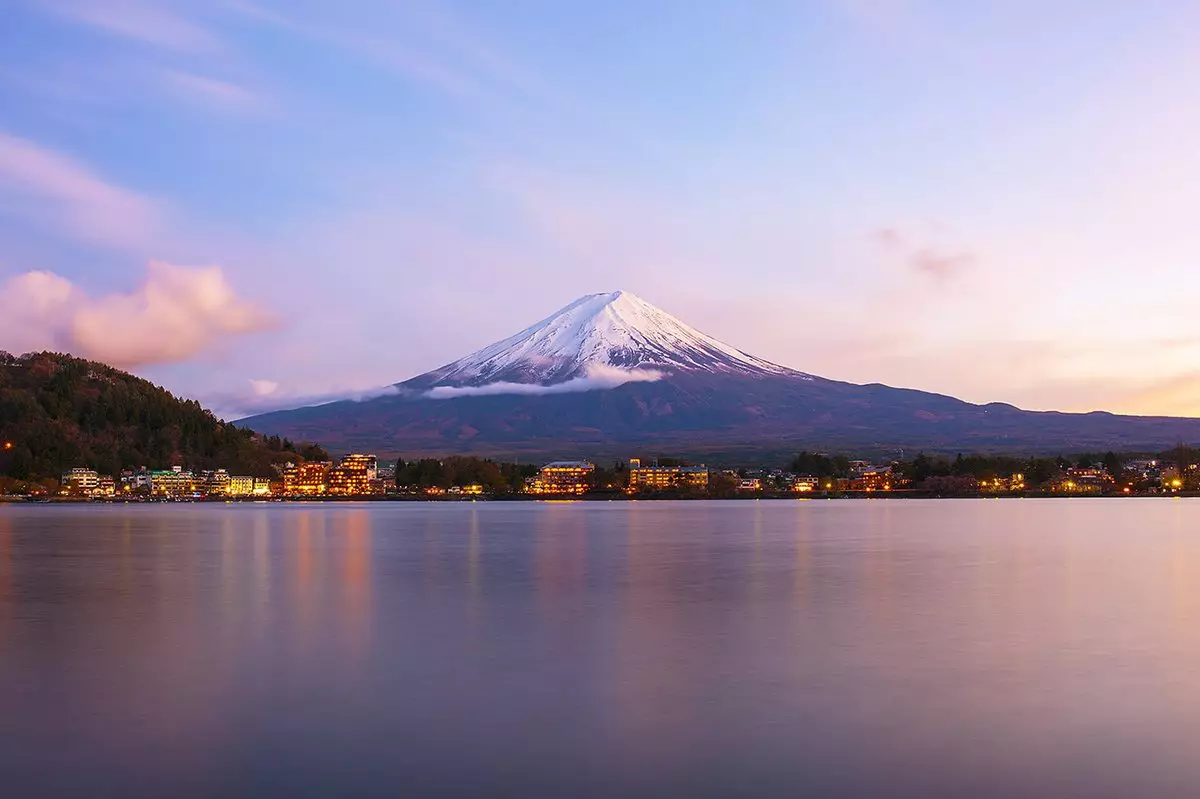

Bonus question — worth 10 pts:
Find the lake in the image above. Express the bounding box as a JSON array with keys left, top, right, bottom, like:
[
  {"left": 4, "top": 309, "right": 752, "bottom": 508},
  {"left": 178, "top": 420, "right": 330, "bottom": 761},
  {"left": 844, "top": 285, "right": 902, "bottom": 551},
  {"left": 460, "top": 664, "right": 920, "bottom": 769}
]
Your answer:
[{"left": 2, "top": 499, "right": 1200, "bottom": 797}]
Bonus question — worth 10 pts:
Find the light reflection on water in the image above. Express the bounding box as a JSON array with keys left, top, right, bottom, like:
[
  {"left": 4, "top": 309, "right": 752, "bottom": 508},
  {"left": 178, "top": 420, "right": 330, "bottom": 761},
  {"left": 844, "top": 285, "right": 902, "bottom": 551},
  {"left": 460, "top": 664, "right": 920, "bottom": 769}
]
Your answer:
[{"left": 2, "top": 500, "right": 1200, "bottom": 796}]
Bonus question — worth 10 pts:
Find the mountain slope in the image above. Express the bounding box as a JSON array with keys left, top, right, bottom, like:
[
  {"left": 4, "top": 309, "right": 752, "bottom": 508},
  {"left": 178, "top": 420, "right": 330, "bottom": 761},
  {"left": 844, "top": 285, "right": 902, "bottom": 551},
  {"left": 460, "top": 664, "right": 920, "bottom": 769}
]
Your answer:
[
  {"left": 0, "top": 351, "right": 326, "bottom": 479},
  {"left": 405, "top": 291, "right": 800, "bottom": 388},
  {"left": 243, "top": 292, "right": 1200, "bottom": 458}
]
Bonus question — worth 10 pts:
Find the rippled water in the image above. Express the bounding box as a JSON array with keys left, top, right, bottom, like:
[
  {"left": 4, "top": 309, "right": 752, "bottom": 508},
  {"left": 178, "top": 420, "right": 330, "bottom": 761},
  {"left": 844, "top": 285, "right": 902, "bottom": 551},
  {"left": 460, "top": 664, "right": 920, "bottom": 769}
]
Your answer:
[{"left": 2, "top": 499, "right": 1200, "bottom": 797}]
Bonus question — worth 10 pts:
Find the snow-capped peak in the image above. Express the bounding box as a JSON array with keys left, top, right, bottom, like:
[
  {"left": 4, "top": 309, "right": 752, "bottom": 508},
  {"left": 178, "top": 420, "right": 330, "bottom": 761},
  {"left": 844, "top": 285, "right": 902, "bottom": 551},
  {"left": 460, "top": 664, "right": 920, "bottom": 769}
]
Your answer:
[{"left": 405, "top": 290, "right": 803, "bottom": 388}]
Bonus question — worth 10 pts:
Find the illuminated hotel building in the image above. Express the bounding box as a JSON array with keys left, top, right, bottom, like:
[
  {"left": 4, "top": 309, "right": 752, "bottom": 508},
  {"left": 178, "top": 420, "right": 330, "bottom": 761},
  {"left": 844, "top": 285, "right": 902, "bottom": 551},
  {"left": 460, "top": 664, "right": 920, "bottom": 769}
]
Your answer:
[
  {"left": 61, "top": 467, "right": 100, "bottom": 492},
  {"left": 150, "top": 467, "right": 197, "bottom": 497},
  {"left": 528, "top": 461, "right": 594, "bottom": 495},
  {"left": 791, "top": 476, "right": 819, "bottom": 493},
  {"left": 227, "top": 475, "right": 256, "bottom": 496},
  {"left": 327, "top": 454, "right": 381, "bottom": 496},
  {"left": 282, "top": 462, "right": 331, "bottom": 496},
  {"left": 340, "top": 454, "right": 378, "bottom": 480},
  {"left": 627, "top": 458, "right": 709, "bottom": 491},
  {"left": 848, "top": 465, "right": 895, "bottom": 492}
]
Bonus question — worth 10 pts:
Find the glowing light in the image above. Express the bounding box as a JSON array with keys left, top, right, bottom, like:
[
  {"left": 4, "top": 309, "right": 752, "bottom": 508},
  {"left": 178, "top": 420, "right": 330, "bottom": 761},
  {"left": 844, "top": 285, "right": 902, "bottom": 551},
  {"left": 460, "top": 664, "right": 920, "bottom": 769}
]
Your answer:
[{"left": 2, "top": 441, "right": 11, "bottom": 450}]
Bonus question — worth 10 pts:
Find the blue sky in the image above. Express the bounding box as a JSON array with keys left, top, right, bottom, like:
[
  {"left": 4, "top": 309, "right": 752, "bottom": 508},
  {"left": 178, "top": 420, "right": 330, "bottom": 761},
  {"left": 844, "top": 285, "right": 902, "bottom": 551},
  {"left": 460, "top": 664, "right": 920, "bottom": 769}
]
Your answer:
[{"left": 3, "top": 0, "right": 1200, "bottom": 418}]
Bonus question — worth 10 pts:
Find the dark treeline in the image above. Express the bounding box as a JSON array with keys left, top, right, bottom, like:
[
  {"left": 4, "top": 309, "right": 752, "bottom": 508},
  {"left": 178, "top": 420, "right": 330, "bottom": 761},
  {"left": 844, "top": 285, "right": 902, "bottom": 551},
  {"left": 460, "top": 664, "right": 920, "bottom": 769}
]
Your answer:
[
  {"left": 0, "top": 351, "right": 328, "bottom": 480},
  {"left": 394, "top": 457, "right": 539, "bottom": 493},
  {"left": 789, "top": 447, "right": 1198, "bottom": 491}
]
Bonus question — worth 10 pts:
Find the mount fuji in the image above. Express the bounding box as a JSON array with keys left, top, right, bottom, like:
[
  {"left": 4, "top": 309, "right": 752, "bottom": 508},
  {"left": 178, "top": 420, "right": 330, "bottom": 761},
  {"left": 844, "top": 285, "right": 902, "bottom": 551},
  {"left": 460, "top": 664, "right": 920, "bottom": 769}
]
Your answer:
[
  {"left": 407, "top": 291, "right": 796, "bottom": 390},
  {"left": 243, "top": 291, "right": 1200, "bottom": 459}
]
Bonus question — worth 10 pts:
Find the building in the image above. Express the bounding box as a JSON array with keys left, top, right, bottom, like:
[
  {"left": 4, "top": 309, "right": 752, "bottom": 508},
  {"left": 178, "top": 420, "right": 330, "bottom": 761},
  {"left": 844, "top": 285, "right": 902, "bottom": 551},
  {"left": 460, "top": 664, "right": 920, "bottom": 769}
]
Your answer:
[
  {"left": 327, "top": 453, "right": 381, "bottom": 496},
  {"left": 121, "top": 469, "right": 151, "bottom": 491},
  {"left": 849, "top": 465, "right": 895, "bottom": 492},
  {"left": 737, "top": 478, "right": 763, "bottom": 492},
  {"left": 627, "top": 458, "right": 709, "bottom": 491},
  {"left": 205, "top": 469, "right": 231, "bottom": 495},
  {"left": 150, "top": 467, "right": 197, "bottom": 498},
  {"left": 791, "top": 476, "right": 820, "bottom": 493},
  {"left": 341, "top": 453, "right": 378, "bottom": 480},
  {"left": 1053, "top": 468, "right": 1109, "bottom": 494},
  {"left": 281, "top": 462, "right": 331, "bottom": 496},
  {"left": 528, "top": 461, "right": 594, "bottom": 495},
  {"left": 227, "top": 475, "right": 256, "bottom": 496},
  {"left": 253, "top": 478, "right": 272, "bottom": 497},
  {"left": 61, "top": 467, "right": 99, "bottom": 493}
]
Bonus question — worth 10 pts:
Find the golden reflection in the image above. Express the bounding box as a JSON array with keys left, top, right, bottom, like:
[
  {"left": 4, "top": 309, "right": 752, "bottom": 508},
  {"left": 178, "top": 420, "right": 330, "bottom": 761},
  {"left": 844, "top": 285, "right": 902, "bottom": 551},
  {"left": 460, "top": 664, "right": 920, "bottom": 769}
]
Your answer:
[
  {"left": 253, "top": 507, "right": 271, "bottom": 620},
  {"left": 284, "top": 509, "right": 321, "bottom": 659},
  {"left": 221, "top": 509, "right": 238, "bottom": 612},
  {"left": 611, "top": 503, "right": 699, "bottom": 756},
  {"left": 793, "top": 503, "right": 811, "bottom": 604},
  {"left": 863, "top": 501, "right": 895, "bottom": 624},
  {"left": 468, "top": 507, "right": 481, "bottom": 598},
  {"left": 423, "top": 509, "right": 443, "bottom": 590},
  {"left": 748, "top": 502, "right": 765, "bottom": 600},
  {"left": 296, "top": 510, "right": 313, "bottom": 587},
  {"left": 0, "top": 511, "right": 10, "bottom": 609},
  {"left": 1168, "top": 503, "right": 1200, "bottom": 655},
  {"left": 534, "top": 505, "right": 587, "bottom": 605},
  {"left": 341, "top": 509, "right": 373, "bottom": 665}
]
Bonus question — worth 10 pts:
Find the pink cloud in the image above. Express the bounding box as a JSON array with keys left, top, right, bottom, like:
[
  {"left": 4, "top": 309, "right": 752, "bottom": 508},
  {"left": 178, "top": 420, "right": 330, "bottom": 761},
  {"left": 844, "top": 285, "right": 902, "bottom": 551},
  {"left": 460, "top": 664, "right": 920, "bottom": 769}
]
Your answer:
[
  {"left": 0, "top": 132, "right": 161, "bottom": 250},
  {"left": 0, "top": 261, "right": 278, "bottom": 368}
]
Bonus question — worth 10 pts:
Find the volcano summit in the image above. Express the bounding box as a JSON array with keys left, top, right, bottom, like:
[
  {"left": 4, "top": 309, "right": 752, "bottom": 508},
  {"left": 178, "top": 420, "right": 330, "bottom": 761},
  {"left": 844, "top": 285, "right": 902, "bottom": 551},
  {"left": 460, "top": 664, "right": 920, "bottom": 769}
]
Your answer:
[
  {"left": 243, "top": 292, "right": 1200, "bottom": 458},
  {"left": 405, "top": 291, "right": 799, "bottom": 399}
]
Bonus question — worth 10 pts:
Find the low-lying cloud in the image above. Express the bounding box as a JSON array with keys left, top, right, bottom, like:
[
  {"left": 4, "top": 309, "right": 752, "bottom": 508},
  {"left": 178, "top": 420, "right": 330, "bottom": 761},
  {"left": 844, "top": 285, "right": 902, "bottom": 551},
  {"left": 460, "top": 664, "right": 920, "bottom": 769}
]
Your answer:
[
  {"left": 423, "top": 364, "right": 665, "bottom": 399},
  {"left": 0, "top": 260, "right": 278, "bottom": 367},
  {"left": 206, "top": 380, "right": 401, "bottom": 420}
]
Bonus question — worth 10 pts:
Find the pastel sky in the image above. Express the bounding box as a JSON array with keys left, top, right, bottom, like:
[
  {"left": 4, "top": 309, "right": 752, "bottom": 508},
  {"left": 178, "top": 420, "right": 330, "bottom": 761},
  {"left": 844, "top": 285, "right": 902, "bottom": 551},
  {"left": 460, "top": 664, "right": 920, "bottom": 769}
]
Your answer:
[{"left": 3, "top": 0, "right": 1200, "bottom": 419}]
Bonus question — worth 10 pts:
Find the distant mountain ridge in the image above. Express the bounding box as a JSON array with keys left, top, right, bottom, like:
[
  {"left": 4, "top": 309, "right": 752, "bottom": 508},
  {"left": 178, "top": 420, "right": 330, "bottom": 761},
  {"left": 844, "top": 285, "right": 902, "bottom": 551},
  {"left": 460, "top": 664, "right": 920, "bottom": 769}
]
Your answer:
[{"left": 242, "top": 292, "right": 1200, "bottom": 458}]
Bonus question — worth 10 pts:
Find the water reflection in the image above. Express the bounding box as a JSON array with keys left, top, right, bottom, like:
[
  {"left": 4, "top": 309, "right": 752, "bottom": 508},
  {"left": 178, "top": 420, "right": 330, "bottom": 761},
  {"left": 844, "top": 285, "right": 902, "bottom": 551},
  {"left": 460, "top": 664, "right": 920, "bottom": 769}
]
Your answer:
[
  {"left": 340, "top": 508, "right": 372, "bottom": 665},
  {"left": 2, "top": 501, "right": 1200, "bottom": 797}
]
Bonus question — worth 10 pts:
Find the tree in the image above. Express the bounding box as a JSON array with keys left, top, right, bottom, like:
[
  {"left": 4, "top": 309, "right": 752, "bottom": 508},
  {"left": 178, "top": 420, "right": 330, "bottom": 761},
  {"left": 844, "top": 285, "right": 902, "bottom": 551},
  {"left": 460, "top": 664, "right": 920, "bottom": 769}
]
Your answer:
[
  {"left": 707, "top": 472, "right": 739, "bottom": 498},
  {"left": 1102, "top": 451, "right": 1124, "bottom": 482}
]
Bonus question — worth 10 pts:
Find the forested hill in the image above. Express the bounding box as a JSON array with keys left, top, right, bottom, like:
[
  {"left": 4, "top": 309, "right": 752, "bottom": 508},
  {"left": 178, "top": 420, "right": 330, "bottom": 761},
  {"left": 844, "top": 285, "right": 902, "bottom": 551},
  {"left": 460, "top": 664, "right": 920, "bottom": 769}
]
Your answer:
[{"left": 0, "top": 351, "right": 327, "bottom": 479}]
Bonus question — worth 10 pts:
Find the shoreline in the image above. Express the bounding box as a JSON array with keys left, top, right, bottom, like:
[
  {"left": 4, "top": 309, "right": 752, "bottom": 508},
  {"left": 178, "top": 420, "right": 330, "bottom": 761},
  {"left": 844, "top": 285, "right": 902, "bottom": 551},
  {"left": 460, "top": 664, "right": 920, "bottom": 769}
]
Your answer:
[{"left": 5, "top": 491, "right": 1199, "bottom": 505}]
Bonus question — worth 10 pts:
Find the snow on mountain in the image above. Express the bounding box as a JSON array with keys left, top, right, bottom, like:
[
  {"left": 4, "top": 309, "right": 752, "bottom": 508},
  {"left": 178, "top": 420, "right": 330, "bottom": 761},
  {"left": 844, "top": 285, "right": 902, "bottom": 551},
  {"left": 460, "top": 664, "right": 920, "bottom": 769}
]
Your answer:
[{"left": 405, "top": 291, "right": 805, "bottom": 391}]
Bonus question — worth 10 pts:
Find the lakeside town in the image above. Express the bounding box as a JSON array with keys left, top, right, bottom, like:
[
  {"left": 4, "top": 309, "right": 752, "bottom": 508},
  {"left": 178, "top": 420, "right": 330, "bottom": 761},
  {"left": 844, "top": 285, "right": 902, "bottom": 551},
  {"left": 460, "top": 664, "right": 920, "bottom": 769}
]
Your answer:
[{"left": 6, "top": 448, "right": 1200, "bottom": 501}]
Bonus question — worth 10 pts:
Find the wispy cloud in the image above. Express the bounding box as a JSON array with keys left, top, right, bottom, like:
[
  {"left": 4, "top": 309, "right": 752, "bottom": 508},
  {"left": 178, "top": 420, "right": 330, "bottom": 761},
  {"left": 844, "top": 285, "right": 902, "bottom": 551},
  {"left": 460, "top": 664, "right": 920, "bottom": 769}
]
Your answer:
[
  {"left": 45, "top": 0, "right": 218, "bottom": 52},
  {"left": 874, "top": 226, "right": 976, "bottom": 282},
  {"left": 225, "top": 1, "right": 519, "bottom": 99},
  {"left": 0, "top": 131, "right": 161, "bottom": 250},
  {"left": 0, "top": 261, "right": 278, "bottom": 368},
  {"left": 161, "top": 70, "right": 264, "bottom": 114}
]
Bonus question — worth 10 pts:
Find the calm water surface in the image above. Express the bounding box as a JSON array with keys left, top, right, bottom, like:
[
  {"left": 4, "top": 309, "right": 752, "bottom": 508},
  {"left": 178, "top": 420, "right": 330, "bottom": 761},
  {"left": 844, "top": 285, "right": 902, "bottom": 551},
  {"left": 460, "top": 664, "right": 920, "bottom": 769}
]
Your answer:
[{"left": 2, "top": 499, "right": 1200, "bottom": 797}]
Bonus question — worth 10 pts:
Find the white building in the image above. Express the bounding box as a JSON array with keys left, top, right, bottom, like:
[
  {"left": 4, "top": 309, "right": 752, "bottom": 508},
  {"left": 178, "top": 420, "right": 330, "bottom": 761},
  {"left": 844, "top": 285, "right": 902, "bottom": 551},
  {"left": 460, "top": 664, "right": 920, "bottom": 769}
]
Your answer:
[
  {"left": 62, "top": 467, "right": 99, "bottom": 492},
  {"left": 228, "top": 475, "right": 255, "bottom": 496}
]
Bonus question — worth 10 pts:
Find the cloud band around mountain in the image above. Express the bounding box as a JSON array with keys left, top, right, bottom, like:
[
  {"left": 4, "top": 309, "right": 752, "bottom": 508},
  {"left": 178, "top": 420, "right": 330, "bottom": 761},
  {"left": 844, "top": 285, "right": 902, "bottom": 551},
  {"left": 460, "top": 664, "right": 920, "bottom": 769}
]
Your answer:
[{"left": 422, "top": 364, "right": 664, "bottom": 399}]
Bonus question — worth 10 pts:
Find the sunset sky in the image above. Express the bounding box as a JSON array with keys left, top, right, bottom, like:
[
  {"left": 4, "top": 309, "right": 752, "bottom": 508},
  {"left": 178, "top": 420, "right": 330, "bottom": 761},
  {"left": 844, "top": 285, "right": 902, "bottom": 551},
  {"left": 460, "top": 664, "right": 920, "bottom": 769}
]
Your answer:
[{"left": 2, "top": 0, "right": 1200, "bottom": 418}]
